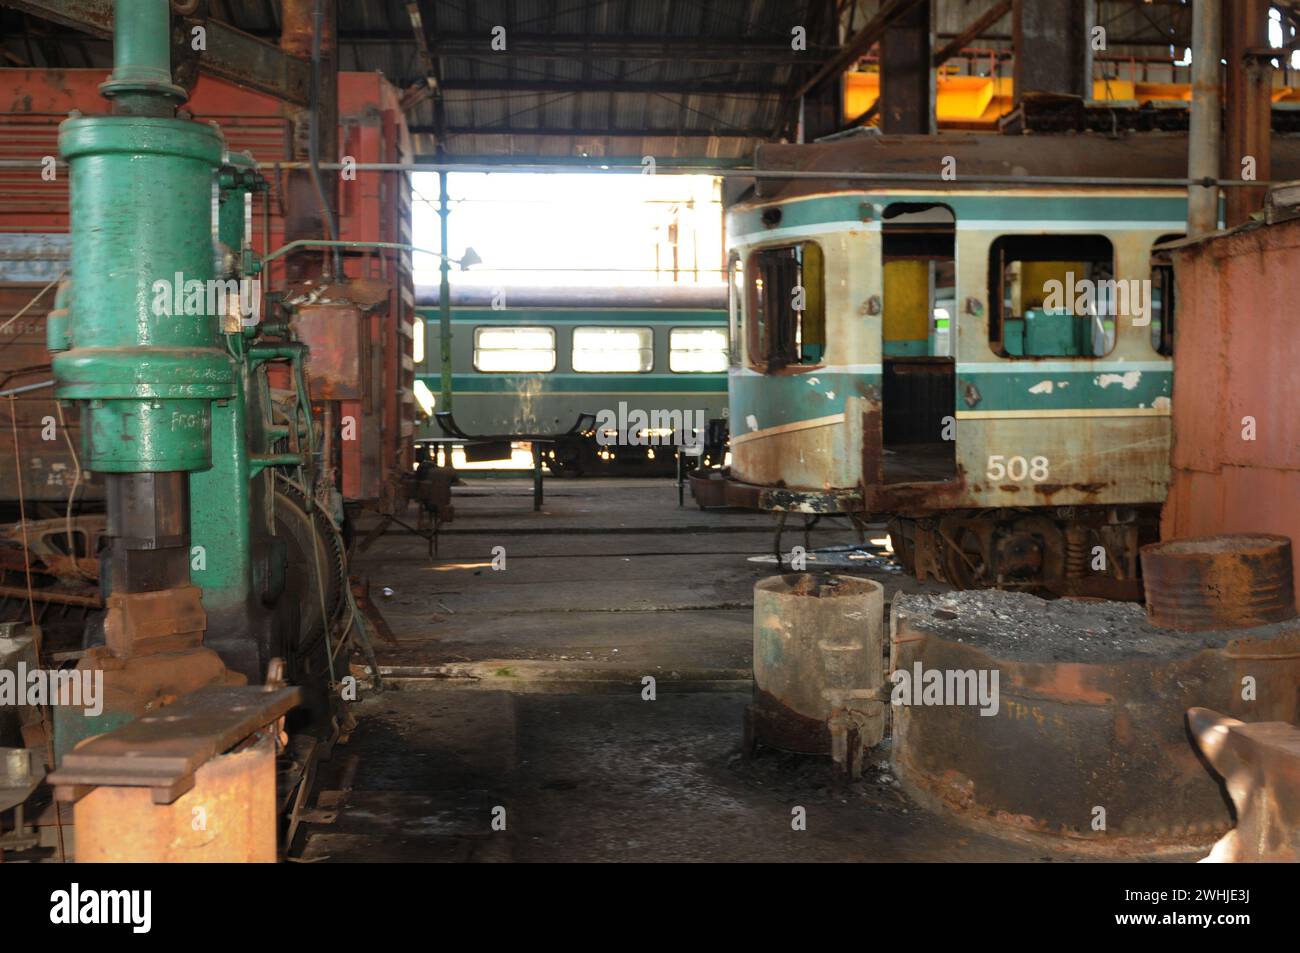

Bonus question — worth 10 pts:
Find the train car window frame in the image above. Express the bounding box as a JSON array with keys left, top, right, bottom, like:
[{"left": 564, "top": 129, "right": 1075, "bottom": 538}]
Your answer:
[
  {"left": 472, "top": 325, "right": 557, "bottom": 373},
  {"left": 1150, "top": 233, "right": 1182, "bottom": 357},
  {"left": 987, "top": 234, "right": 1117, "bottom": 359},
  {"left": 668, "top": 326, "right": 729, "bottom": 373},
  {"left": 727, "top": 251, "right": 743, "bottom": 367},
  {"left": 745, "top": 240, "right": 826, "bottom": 373},
  {"left": 571, "top": 325, "right": 655, "bottom": 374}
]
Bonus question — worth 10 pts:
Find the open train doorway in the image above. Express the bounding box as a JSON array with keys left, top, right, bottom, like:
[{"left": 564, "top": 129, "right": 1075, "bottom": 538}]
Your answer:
[{"left": 880, "top": 203, "right": 957, "bottom": 484}]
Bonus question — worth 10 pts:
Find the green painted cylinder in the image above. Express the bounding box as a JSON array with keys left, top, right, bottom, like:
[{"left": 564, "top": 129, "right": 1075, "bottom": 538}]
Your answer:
[
  {"left": 99, "top": 0, "right": 187, "bottom": 109},
  {"left": 54, "top": 115, "right": 234, "bottom": 472}
]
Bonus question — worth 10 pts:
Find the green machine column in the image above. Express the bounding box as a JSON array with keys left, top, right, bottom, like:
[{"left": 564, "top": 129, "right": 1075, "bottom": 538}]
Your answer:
[
  {"left": 52, "top": 0, "right": 234, "bottom": 474},
  {"left": 48, "top": 0, "right": 237, "bottom": 760}
]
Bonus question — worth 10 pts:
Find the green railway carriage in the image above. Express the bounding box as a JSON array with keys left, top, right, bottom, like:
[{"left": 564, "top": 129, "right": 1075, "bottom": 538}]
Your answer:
[
  {"left": 415, "top": 287, "right": 729, "bottom": 474},
  {"left": 721, "top": 133, "right": 1300, "bottom": 597}
]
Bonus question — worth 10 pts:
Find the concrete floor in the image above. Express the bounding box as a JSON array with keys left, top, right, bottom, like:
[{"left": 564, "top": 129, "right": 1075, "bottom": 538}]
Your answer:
[{"left": 294, "top": 478, "right": 1138, "bottom": 862}]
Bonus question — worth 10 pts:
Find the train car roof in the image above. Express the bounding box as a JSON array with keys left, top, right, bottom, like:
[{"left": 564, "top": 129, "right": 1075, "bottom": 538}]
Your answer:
[
  {"left": 415, "top": 285, "right": 727, "bottom": 309},
  {"left": 736, "top": 132, "right": 1300, "bottom": 204}
]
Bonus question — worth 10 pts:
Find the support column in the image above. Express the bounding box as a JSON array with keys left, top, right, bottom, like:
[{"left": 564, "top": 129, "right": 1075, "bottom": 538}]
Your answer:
[
  {"left": 1011, "top": 0, "right": 1091, "bottom": 101},
  {"left": 880, "top": 0, "right": 932, "bottom": 134},
  {"left": 281, "top": 0, "right": 338, "bottom": 282},
  {"left": 1223, "top": 0, "right": 1271, "bottom": 229},
  {"left": 1188, "top": 0, "right": 1224, "bottom": 237}
]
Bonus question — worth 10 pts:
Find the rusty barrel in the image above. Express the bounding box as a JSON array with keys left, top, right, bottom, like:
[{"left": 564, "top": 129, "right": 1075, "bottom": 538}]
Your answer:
[
  {"left": 1142, "top": 534, "right": 1296, "bottom": 631},
  {"left": 747, "top": 574, "right": 885, "bottom": 765}
]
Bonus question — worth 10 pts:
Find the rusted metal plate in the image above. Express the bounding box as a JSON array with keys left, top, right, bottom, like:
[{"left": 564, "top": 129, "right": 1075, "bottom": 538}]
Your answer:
[
  {"left": 291, "top": 302, "right": 365, "bottom": 400},
  {"left": 890, "top": 591, "right": 1300, "bottom": 850},
  {"left": 50, "top": 684, "right": 300, "bottom": 804},
  {"left": 73, "top": 733, "right": 278, "bottom": 862},
  {"left": 1189, "top": 707, "right": 1300, "bottom": 862},
  {"left": 1142, "top": 534, "right": 1296, "bottom": 631},
  {"left": 1165, "top": 218, "right": 1300, "bottom": 599}
]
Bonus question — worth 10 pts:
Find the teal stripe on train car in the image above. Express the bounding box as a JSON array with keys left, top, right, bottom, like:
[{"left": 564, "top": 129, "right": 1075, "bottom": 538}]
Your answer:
[
  {"left": 729, "top": 193, "right": 1187, "bottom": 239},
  {"left": 729, "top": 371, "right": 879, "bottom": 429},
  {"left": 730, "top": 365, "right": 1170, "bottom": 428},
  {"left": 421, "top": 373, "right": 727, "bottom": 394},
  {"left": 956, "top": 364, "right": 1171, "bottom": 413},
  {"left": 417, "top": 308, "right": 725, "bottom": 325}
]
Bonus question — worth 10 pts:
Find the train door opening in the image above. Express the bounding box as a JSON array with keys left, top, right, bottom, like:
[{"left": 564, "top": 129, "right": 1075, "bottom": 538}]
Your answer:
[{"left": 881, "top": 203, "right": 957, "bottom": 484}]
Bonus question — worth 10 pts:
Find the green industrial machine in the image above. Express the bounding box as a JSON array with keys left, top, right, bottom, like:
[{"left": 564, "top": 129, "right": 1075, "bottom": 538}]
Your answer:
[{"left": 46, "top": 0, "right": 350, "bottom": 760}]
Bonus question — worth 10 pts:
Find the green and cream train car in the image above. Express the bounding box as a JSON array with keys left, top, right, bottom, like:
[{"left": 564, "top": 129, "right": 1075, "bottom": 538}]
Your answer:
[
  {"left": 721, "top": 134, "right": 1300, "bottom": 597},
  {"left": 416, "top": 286, "right": 729, "bottom": 474}
]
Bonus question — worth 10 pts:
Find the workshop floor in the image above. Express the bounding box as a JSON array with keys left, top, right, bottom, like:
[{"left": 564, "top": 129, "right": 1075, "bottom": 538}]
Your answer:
[{"left": 294, "top": 478, "right": 1160, "bottom": 863}]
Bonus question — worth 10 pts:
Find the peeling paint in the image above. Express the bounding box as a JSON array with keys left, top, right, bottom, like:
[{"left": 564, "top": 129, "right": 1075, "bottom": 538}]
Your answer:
[
  {"left": 1028, "top": 380, "right": 1054, "bottom": 395},
  {"left": 1096, "top": 371, "right": 1142, "bottom": 390}
]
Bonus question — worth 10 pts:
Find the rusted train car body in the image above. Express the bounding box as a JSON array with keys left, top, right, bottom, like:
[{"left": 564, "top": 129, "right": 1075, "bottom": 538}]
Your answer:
[
  {"left": 722, "top": 134, "right": 1300, "bottom": 596},
  {"left": 0, "top": 68, "right": 414, "bottom": 510}
]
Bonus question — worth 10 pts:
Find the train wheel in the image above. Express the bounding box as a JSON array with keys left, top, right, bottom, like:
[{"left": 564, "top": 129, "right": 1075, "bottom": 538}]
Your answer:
[{"left": 939, "top": 517, "right": 994, "bottom": 590}]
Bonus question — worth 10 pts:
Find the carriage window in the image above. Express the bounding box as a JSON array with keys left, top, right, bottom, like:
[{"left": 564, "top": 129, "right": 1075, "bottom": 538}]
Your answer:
[
  {"left": 727, "top": 252, "right": 743, "bottom": 367},
  {"left": 1150, "top": 234, "right": 1181, "bottom": 356},
  {"left": 747, "top": 242, "right": 825, "bottom": 371},
  {"left": 988, "top": 235, "right": 1116, "bottom": 358},
  {"left": 473, "top": 326, "right": 556, "bottom": 372},
  {"left": 572, "top": 326, "right": 653, "bottom": 373},
  {"left": 669, "top": 327, "right": 729, "bottom": 373}
]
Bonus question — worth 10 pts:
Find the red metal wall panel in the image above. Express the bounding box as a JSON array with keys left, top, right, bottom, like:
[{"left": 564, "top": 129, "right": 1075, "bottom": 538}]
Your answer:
[
  {"left": 1164, "top": 220, "right": 1300, "bottom": 595},
  {"left": 0, "top": 68, "right": 413, "bottom": 506}
]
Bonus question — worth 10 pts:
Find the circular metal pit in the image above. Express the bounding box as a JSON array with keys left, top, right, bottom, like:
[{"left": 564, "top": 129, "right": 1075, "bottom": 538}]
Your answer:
[
  {"left": 746, "top": 574, "right": 885, "bottom": 767},
  {"left": 889, "top": 590, "right": 1300, "bottom": 853},
  {"left": 1141, "top": 533, "right": 1296, "bottom": 631}
]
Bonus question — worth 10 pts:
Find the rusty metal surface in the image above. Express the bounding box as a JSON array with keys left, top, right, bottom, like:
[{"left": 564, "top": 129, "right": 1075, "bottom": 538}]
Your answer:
[
  {"left": 3, "top": 0, "right": 310, "bottom": 106},
  {"left": 687, "top": 470, "right": 728, "bottom": 508},
  {"left": 1165, "top": 217, "right": 1300, "bottom": 601},
  {"left": 291, "top": 301, "right": 365, "bottom": 400},
  {"left": 1189, "top": 707, "right": 1300, "bottom": 862},
  {"left": 890, "top": 591, "right": 1300, "bottom": 850},
  {"left": 51, "top": 684, "right": 300, "bottom": 805},
  {"left": 750, "top": 574, "right": 885, "bottom": 778},
  {"left": 1223, "top": 0, "right": 1272, "bottom": 228},
  {"left": 73, "top": 732, "right": 278, "bottom": 862},
  {"left": 103, "top": 584, "right": 207, "bottom": 658},
  {"left": 752, "top": 133, "right": 1300, "bottom": 203},
  {"left": 1142, "top": 534, "right": 1296, "bottom": 631}
]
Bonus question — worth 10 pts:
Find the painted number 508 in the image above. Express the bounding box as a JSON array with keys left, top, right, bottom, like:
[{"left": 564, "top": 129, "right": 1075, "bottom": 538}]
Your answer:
[{"left": 986, "top": 454, "right": 1049, "bottom": 482}]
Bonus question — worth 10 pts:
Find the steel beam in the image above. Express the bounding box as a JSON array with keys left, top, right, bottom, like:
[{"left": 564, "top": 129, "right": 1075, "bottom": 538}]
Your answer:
[
  {"left": 880, "top": 0, "right": 932, "bottom": 134},
  {"left": 1223, "top": 0, "right": 1272, "bottom": 228},
  {"left": 3, "top": 0, "right": 310, "bottom": 105},
  {"left": 1012, "top": 0, "right": 1091, "bottom": 100},
  {"left": 933, "top": 0, "right": 1012, "bottom": 68},
  {"left": 795, "top": 0, "right": 924, "bottom": 101}
]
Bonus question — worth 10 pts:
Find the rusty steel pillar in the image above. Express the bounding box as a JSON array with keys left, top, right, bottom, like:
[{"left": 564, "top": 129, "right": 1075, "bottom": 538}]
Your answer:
[
  {"left": 1223, "top": 0, "right": 1272, "bottom": 229},
  {"left": 1141, "top": 534, "right": 1296, "bottom": 631},
  {"left": 745, "top": 575, "right": 885, "bottom": 782},
  {"left": 880, "top": 0, "right": 933, "bottom": 134},
  {"left": 281, "top": 0, "right": 338, "bottom": 282},
  {"left": 1011, "top": 0, "right": 1091, "bottom": 101}
]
